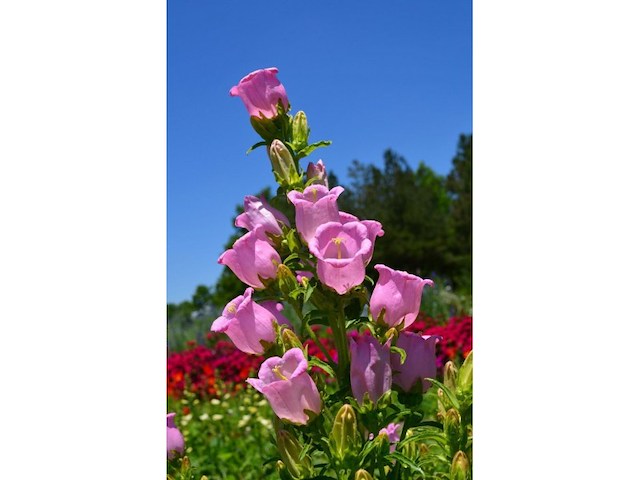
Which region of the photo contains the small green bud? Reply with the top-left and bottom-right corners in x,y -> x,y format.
180,456 -> 191,475
282,328 -> 304,352
276,430 -> 313,479
292,111 -> 309,150
354,469 -> 375,480
330,404 -> 361,462
444,361 -> 458,391
450,450 -> 470,480
457,351 -> 473,397
269,140 -> 300,186
277,263 -> 298,297
444,408 -> 462,453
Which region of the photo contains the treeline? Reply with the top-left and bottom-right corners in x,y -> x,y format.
168,134 -> 471,347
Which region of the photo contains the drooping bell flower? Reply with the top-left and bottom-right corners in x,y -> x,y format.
211,287 -> 285,355
247,348 -> 322,425
338,213 -> 384,264
235,195 -> 290,237
392,332 -> 441,393
308,221 -> 372,295
287,185 -> 344,244
218,224 -> 281,289
229,67 -> 289,119
349,335 -> 392,405
167,413 -> 185,459
369,264 -> 433,328
306,160 -> 328,187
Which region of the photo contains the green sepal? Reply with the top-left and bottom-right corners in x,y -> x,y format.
427,378 -> 460,410
246,140 -> 268,154
308,357 -> 336,378
390,346 -> 407,365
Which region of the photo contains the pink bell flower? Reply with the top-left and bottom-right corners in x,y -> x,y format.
167,413 -> 185,459
369,264 -> 434,328
306,160 -> 328,187
260,300 -> 293,329
338,213 -> 384,264
235,195 -> 290,237
378,422 -> 402,444
392,332 -> 441,393
287,185 -> 344,244
218,224 -> 281,289
229,67 -> 289,119
308,221 -> 372,295
211,287 -> 285,355
349,336 -> 392,405
247,348 -> 322,425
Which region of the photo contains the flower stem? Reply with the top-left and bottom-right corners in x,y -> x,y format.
331,300 -> 350,388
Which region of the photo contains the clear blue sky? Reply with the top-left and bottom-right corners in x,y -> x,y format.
168,0 -> 472,304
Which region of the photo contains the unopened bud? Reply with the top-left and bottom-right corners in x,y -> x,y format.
450,450 -> 470,480
444,361 -> 458,391
282,328 -> 304,352
444,408 -> 461,452
354,469 -> 374,480
457,351 -> 473,398
276,430 -> 313,479
330,404 -> 361,462
306,160 -> 328,187
277,263 -> 298,297
269,140 -> 299,186
292,111 -> 309,150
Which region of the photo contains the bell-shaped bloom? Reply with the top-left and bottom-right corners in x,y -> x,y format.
287,185 -> 344,244
167,413 -> 185,459
392,332 -> 441,393
369,264 -> 434,328
349,335 -> 392,405
338,213 -> 384,264
308,221 -> 372,294
229,67 -> 289,119
211,288 -> 284,355
306,160 -> 328,187
247,348 -> 322,425
235,195 -> 290,237
218,225 -> 281,289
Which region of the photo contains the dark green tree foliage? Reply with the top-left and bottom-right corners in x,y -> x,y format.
339,150 -> 455,282
445,134 -> 472,291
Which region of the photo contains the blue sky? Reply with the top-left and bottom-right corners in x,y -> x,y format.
168,0 -> 472,304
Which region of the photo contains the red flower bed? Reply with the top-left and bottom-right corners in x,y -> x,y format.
167,317 -> 472,399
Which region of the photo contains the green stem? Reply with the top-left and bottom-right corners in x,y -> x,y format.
291,299 -> 337,370
330,300 -> 350,389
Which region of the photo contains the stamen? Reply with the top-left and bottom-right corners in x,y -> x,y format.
272,365 -> 288,381
332,237 -> 343,259
312,188 -> 317,202
227,304 -> 237,314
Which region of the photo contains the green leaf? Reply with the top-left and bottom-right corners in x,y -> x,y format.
297,140 -> 331,159
303,284 -> 315,303
427,378 -> 460,410
308,357 -> 336,377
246,141 -> 267,154
385,452 -> 425,475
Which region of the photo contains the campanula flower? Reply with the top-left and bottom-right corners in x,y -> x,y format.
167,413 -> 185,459
308,221 -> 372,294
369,264 -> 433,328
392,332 -> 440,392
211,287 -> 287,355
229,67 -> 289,118
247,348 -> 322,425
287,185 -> 344,244
349,335 -> 392,405
218,224 -> 281,289
338,213 -> 384,264
235,195 -> 290,237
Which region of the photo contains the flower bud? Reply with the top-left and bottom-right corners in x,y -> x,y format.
330,404 -> 361,462
292,111 -> 309,150
444,408 -> 462,452
282,328 -> 304,352
277,263 -> 298,297
354,469 -> 374,480
450,451 -> 470,480
269,140 -> 300,186
444,361 -> 458,392
457,351 -> 473,398
276,430 -> 314,479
